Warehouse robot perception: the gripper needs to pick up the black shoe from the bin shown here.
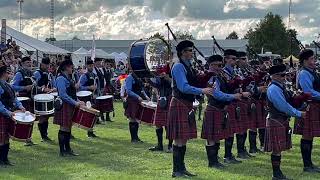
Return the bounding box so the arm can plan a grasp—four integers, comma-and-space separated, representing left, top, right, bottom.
149, 146, 163, 151
209, 162, 225, 169
172, 171, 187, 178
249, 148, 263, 154
65, 150, 79, 156
88, 132, 98, 138
237, 151, 253, 159
272, 175, 292, 180
182, 170, 197, 177
24, 140, 37, 146
70, 134, 75, 140
96, 120, 102, 125
166, 147, 173, 153
41, 136, 53, 142
304, 165, 320, 173
224, 156, 242, 164
131, 139, 143, 143
3, 160, 14, 166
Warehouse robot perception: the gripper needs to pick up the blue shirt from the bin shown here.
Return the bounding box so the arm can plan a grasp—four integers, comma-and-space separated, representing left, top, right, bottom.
79, 72, 94, 91
298, 68, 320, 100
125, 74, 148, 100
171, 62, 202, 96
212, 77, 235, 102
56, 75, 78, 106
0, 80, 23, 117
223, 65, 235, 81
267, 80, 302, 118
12, 71, 25, 92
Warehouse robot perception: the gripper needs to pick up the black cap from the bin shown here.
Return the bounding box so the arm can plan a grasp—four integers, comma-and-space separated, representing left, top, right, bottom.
269, 64, 287, 75
224, 49, 238, 57
176, 40, 194, 53
299, 49, 314, 64
21, 56, 31, 62
59, 59, 73, 70
86, 60, 94, 65
207, 55, 223, 64
41, 57, 50, 65
237, 51, 247, 58
94, 58, 103, 62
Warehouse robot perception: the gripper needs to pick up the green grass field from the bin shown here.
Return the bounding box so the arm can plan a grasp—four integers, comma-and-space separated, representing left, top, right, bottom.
1, 102, 320, 180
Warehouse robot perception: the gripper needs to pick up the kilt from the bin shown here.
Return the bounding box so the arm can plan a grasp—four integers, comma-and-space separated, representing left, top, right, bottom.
238, 99, 255, 132
153, 97, 172, 127
201, 105, 230, 142
294, 102, 320, 137
228, 103, 239, 135
255, 100, 267, 129
167, 97, 197, 141
264, 117, 292, 153
53, 102, 75, 129
124, 97, 142, 120
0, 115, 10, 144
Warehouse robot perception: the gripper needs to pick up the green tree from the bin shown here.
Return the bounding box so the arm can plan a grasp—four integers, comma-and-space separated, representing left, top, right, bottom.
72, 35, 80, 40
244, 12, 300, 57
226, 31, 239, 39
175, 31, 195, 40
45, 37, 56, 42
149, 32, 165, 39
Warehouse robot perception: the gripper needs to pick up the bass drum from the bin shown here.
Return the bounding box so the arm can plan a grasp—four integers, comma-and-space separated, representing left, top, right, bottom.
129, 37, 171, 78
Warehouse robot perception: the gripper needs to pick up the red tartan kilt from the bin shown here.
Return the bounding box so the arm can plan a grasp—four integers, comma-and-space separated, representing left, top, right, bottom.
153, 97, 171, 127
53, 103, 75, 129
104, 84, 114, 94
238, 100, 255, 132
201, 105, 230, 141
255, 100, 266, 129
0, 115, 10, 144
264, 118, 292, 152
167, 98, 197, 140
124, 97, 142, 120
294, 102, 320, 137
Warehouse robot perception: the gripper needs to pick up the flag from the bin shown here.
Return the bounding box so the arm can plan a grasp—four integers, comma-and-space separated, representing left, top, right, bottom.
91, 34, 96, 61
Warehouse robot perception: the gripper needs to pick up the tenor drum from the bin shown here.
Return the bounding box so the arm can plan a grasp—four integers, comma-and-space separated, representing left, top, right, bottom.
9, 111, 35, 142
72, 107, 100, 130
129, 37, 171, 78
76, 91, 92, 102
138, 101, 157, 125
94, 95, 114, 113
33, 94, 55, 115
17, 97, 31, 111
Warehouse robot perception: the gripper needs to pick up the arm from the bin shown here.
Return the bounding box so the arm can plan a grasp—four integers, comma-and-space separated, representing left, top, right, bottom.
79, 74, 89, 91
11, 72, 25, 92
14, 97, 23, 110
33, 71, 41, 84
268, 86, 302, 118
56, 78, 77, 106
125, 75, 141, 99
0, 88, 13, 117
212, 79, 235, 102
147, 78, 160, 89
299, 71, 320, 100
172, 64, 202, 95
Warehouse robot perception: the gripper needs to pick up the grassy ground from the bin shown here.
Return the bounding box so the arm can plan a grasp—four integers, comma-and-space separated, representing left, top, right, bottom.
1, 102, 320, 180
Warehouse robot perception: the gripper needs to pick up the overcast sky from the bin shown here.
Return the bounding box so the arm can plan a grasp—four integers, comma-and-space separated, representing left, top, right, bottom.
1, 0, 319, 43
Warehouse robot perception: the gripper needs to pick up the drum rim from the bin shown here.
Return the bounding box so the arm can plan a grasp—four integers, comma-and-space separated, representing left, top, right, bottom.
141, 101, 157, 109
96, 95, 113, 99
76, 91, 93, 97
13, 111, 36, 123
17, 97, 30, 101
34, 94, 55, 101
79, 107, 100, 115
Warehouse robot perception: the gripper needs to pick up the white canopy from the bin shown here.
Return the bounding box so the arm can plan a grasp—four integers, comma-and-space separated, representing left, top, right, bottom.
5, 26, 69, 54
72, 47, 89, 67
73, 47, 89, 55
88, 49, 113, 59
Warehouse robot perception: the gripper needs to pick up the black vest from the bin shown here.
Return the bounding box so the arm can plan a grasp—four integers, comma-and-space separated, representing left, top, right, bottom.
17, 69, 33, 97
84, 72, 95, 87
208, 75, 231, 109
172, 61, 197, 103
59, 73, 77, 100
131, 74, 143, 97
36, 69, 49, 87
299, 68, 320, 92
0, 81, 16, 112
102, 68, 112, 86
95, 67, 105, 89
267, 82, 291, 119
159, 77, 172, 98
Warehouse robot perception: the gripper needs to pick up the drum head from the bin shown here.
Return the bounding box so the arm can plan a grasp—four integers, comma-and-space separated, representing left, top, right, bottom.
34, 94, 54, 101
142, 101, 157, 109
13, 112, 35, 123
50, 92, 58, 97
96, 95, 113, 100
77, 91, 92, 97
17, 97, 30, 101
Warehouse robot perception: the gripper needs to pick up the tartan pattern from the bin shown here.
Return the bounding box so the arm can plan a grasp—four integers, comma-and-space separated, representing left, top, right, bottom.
237, 100, 253, 133
167, 97, 197, 140
264, 118, 292, 153
0, 115, 10, 144
255, 100, 267, 129
153, 97, 172, 127
53, 103, 75, 129
228, 103, 238, 134
201, 105, 230, 142
124, 97, 142, 120
294, 102, 320, 137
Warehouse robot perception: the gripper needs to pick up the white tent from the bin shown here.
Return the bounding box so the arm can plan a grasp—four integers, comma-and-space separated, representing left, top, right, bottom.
112, 52, 127, 65
5, 26, 69, 55
72, 47, 89, 67
88, 48, 113, 59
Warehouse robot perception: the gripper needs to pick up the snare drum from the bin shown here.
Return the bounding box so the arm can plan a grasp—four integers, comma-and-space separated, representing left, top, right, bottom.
34, 94, 55, 115
17, 97, 31, 111
72, 107, 100, 130
138, 101, 157, 125
76, 91, 92, 102
50, 92, 58, 98
94, 95, 114, 113
9, 111, 35, 142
